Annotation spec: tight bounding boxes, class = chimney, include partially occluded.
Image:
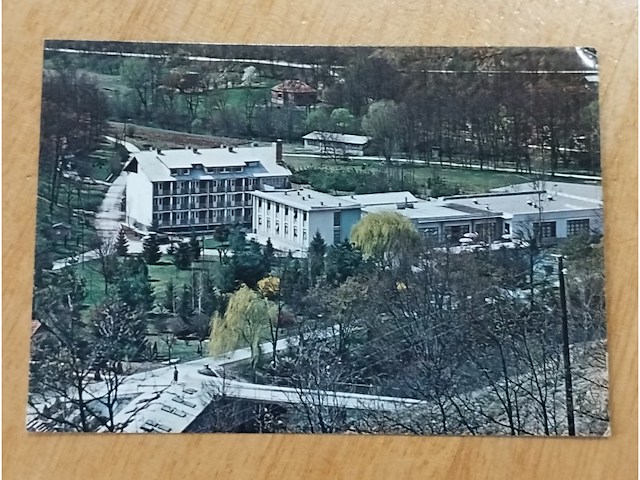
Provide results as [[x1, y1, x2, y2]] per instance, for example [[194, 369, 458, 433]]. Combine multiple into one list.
[[275, 139, 283, 164]]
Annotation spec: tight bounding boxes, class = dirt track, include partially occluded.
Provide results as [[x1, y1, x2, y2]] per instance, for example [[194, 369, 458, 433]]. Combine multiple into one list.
[[108, 122, 248, 150]]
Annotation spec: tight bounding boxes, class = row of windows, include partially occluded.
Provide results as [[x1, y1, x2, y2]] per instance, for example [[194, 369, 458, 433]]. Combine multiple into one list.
[[154, 193, 250, 204], [258, 199, 308, 222], [153, 209, 250, 224], [534, 219, 591, 238], [258, 216, 307, 241], [164, 209, 246, 220]]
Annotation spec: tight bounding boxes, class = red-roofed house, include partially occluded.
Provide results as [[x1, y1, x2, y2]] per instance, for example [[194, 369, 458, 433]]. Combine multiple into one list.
[[271, 80, 317, 106]]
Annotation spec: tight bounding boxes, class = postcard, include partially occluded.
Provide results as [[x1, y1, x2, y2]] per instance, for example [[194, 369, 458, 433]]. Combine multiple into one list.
[[28, 42, 607, 435]]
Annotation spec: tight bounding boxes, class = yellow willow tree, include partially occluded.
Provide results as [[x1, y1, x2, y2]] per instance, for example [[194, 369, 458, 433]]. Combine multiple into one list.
[[257, 275, 283, 366], [351, 211, 421, 269], [209, 285, 276, 374]]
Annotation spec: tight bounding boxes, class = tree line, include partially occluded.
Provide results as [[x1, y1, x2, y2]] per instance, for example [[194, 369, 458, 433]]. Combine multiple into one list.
[[46, 45, 599, 174]]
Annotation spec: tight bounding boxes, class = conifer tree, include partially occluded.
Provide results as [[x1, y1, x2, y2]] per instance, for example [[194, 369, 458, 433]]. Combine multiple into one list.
[[163, 279, 176, 313], [115, 228, 129, 257], [308, 231, 327, 285], [174, 242, 192, 270], [142, 234, 161, 265], [189, 232, 201, 262]]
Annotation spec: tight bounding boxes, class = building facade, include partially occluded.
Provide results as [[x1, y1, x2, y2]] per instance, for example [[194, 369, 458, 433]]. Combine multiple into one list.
[[123, 143, 291, 233], [362, 201, 504, 245], [249, 182, 603, 254], [251, 188, 361, 252]]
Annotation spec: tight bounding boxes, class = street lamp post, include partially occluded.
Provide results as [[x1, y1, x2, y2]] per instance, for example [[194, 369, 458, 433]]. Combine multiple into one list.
[[553, 253, 576, 436]]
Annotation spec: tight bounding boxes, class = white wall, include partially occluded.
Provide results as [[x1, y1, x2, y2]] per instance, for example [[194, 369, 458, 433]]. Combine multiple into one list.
[[252, 195, 310, 251], [125, 170, 153, 227]]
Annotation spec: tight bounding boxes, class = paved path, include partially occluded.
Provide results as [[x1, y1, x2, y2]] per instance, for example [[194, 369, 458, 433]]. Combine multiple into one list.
[[96, 136, 138, 242], [94, 172, 127, 242], [51, 137, 139, 270]]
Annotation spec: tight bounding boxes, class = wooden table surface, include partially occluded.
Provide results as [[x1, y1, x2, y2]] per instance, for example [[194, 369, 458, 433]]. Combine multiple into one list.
[[3, 1, 637, 479]]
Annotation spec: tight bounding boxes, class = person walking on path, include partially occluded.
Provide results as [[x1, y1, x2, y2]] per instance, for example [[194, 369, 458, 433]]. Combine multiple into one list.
[[173, 366, 179, 383]]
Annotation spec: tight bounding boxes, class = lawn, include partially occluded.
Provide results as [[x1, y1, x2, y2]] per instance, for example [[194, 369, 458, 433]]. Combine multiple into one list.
[[202, 237, 229, 249], [73, 255, 222, 309], [73, 259, 110, 307], [283, 154, 533, 195], [147, 255, 221, 295], [73, 254, 222, 324], [217, 84, 274, 109]]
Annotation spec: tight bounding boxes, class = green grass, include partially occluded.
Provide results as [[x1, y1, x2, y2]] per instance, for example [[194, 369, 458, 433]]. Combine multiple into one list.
[[412, 167, 531, 194], [77, 69, 132, 97], [74, 255, 222, 310], [147, 257, 201, 295], [221, 85, 271, 107], [283, 154, 533, 195], [202, 238, 229, 249], [73, 260, 109, 307]]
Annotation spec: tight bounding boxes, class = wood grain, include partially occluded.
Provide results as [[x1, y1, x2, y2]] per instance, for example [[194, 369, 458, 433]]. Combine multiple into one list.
[[3, 1, 637, 479]]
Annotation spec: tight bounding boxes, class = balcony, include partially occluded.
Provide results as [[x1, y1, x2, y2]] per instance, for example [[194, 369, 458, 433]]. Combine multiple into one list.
[[153, 204, 172, 212]]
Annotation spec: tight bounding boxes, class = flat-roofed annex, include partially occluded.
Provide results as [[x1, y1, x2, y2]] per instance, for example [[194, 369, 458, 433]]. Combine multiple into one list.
[[447, 191, 601, 216]]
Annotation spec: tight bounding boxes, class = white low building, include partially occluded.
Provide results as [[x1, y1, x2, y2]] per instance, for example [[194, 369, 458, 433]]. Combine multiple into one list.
[[302, 131, 371, 157], [251, 188, 361, 253], [123, 142, 291, 232], [249, 182, 603, 254], [445, 182, 603, 241], [364, 201, 504, 244]]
